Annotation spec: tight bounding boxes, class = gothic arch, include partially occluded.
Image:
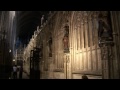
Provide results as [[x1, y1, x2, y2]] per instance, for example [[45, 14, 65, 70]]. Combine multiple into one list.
[[69, 11, 102, 77]]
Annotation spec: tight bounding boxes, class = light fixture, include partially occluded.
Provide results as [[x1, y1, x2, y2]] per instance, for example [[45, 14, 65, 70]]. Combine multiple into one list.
[[9, 49, 11, 53], [13, 59, 15, 62]]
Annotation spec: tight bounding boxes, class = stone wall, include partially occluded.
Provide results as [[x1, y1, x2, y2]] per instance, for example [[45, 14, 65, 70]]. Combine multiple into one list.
[[24, 11, 120, 79]]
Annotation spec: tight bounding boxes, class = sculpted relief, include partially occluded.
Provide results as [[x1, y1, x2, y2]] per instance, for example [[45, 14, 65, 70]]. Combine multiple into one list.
[[98, 12, 113, 45], [63, 25, 69, 53]]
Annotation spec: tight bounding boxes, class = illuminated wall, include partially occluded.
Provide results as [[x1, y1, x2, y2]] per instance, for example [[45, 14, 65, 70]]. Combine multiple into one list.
[[24, 11, 102, 79], [24, 11, 120, 79]]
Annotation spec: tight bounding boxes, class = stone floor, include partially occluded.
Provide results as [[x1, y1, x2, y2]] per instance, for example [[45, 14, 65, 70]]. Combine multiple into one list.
[[9, 72, 29, 79]]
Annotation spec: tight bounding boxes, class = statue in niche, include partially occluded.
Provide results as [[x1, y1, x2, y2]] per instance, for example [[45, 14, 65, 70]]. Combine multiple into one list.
[[48, 37, 52, 57], [63, 25, 69, 53], [41, 15, 44, 27], [98, 12, 113, 43]]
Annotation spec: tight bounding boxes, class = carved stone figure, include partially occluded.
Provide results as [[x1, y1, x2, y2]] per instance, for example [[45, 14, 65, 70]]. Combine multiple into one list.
[[63, 25, 69, 53], [63, 36, 69, 50], [41, 15, 44, 26], [98, 13, 113, 41]]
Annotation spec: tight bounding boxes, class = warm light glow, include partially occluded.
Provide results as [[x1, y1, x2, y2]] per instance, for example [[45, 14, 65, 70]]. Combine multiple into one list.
[[9, 49, 11, 53], [13, 59, 15, 61]]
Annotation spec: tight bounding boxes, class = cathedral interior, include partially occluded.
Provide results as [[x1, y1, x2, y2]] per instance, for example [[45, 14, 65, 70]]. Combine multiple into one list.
[[0, 11, 120, 79]]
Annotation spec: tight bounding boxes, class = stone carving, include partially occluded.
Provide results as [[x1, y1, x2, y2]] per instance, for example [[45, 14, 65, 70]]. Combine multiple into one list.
[[98, 12, 113, 43], [101, 43, 114, 79], [41, 15, 44, 27], [63, 25, 69, 53], [98, 12, 115, 79], [101, 45, 108, 60]]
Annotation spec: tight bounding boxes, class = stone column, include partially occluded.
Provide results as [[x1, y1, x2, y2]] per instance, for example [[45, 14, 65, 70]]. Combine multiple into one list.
[[109, 11, 120, 78], [64, 53, 70, 79], [100, 41, 114, 79], [98, 11, 114, 79]]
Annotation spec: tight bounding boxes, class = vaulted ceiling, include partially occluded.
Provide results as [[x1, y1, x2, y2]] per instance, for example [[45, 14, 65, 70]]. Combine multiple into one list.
[[16, 11, 49, 44]]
